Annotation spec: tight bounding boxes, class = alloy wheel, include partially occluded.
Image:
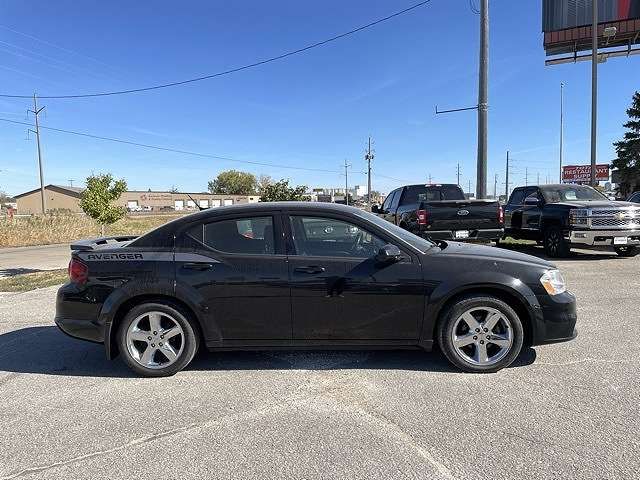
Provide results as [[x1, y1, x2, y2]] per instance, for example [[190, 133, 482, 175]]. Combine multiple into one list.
[[125, 311, 185, 369], [451, 307, 514, 366]]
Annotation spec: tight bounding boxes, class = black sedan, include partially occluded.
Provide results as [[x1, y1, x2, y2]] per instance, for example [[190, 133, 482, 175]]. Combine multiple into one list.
[[56, 202, 577, 376]]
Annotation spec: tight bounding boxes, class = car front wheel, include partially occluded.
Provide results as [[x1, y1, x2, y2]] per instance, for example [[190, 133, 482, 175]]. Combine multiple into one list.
[[437, 295, 524, 373], [117, 302, 199, 377]]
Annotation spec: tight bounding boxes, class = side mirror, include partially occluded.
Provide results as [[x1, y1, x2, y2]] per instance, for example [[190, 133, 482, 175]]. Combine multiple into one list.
[[375, 244, 402, 264], [371, 205, 380, 214]]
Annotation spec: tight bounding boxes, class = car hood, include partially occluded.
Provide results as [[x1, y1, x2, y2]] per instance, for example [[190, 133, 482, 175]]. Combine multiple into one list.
[[553, 200, 638, 209], [433, 241, 554, 269]]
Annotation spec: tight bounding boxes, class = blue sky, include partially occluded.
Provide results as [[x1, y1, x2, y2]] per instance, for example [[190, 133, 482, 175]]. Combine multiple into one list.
[[0, 0, 638, 197]]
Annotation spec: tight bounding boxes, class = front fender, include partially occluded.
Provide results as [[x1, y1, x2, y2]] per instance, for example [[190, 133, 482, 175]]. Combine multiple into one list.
[[421, 271, 540, 345]]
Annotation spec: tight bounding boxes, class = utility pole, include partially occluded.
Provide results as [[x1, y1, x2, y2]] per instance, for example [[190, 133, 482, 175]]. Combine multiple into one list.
[[559, 82, 564, 183], [342, 159, 352, 206], [525, 167, 529, 186], [493, 173, 498, 199], [505, 150, 510, 198], [428, 174, 433, 185], [537, 172, 540, 185], [476, 0, 489, 199], [68, 179, 74, 187], [27, 93, 46, 214], [468, 179, 472, 196], [365, 137, 374, 204], [590, 0, 598, 186], [456, 162, 461, 186]]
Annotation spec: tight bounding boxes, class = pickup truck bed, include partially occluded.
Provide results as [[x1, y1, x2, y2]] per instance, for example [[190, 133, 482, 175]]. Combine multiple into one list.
[[373, 184, 504, 241]]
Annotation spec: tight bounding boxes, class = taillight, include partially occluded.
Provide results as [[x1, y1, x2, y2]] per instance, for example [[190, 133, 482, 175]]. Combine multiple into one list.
[[68, 258, 88, 284], [498, 205, 504, 224], [417, 209, 428, 226]]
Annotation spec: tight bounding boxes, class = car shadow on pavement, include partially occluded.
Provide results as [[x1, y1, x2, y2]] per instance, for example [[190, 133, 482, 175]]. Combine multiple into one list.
[[0, 268, 45, 277], [0, 326, 537, 378], [496, 242, 620, 261]]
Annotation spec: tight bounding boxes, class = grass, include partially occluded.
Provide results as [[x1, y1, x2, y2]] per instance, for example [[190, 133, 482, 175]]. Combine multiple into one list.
[[0, 269, 68, 292], [0, 213, 186, 248]]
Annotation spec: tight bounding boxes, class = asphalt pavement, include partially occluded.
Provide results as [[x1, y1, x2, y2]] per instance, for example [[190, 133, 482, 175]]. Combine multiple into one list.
[[0, 245, 638, 479], [0, 244, 70, 277]]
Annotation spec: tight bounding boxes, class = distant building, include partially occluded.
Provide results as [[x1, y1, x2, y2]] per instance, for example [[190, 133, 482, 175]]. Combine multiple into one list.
[[14, 184, 259, 215]]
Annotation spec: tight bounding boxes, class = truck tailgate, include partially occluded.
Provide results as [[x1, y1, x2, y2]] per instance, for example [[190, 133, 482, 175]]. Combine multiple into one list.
[[425, 200, 502, 231]]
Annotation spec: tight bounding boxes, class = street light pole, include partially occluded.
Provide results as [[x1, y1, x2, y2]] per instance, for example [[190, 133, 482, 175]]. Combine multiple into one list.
[[590, 0, 598, 186], [560, 82, 564, 183]]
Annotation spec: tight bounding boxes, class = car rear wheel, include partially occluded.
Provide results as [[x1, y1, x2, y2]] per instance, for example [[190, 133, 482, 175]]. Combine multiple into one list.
[[543, 226, 570, 258], [437, 295, 524, 373], [117, 302, 199, 377], [614, 245, 639, 257]]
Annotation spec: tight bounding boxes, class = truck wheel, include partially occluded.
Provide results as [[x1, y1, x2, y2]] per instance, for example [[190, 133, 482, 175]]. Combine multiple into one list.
[[614, 246, 639, 257], [543, 226, 570, 258], [437, 295, 524, 373], [117, 302, 199, 377]]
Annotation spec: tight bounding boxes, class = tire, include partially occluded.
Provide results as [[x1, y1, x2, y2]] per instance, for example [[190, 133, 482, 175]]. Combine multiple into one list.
[[614, 245, 639, 257], [117, 302, 199, 377], [543, 226, 570, 258], [437, 295, 524, 373]]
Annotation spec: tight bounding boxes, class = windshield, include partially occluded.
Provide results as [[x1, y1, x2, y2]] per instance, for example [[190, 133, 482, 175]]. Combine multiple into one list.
[[540, 185, 608, 202], [353, 209, 436, 253]]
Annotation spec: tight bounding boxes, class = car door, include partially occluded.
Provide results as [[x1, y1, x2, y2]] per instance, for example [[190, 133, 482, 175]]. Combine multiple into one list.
[[174, 212, 291, 343], [504, 188, 526, 230], [286, 212, 424, 341], [522, 188, 544, 231]]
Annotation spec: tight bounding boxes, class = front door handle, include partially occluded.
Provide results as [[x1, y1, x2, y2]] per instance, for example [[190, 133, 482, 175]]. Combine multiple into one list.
[[294, 265, 326, 274], [182, 262, 214, 271]]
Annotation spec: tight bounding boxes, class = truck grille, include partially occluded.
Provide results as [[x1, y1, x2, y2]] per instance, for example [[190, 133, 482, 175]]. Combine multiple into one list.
[[588, 208, 640, 229]]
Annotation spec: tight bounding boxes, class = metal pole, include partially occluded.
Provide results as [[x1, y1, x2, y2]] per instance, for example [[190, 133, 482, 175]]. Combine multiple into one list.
[[468, 179, 472, 196], [343, 159, 351, 206], [559, 82, 564, 183], [493, 173, 497, 199], [32, 93, 46, 214], [525, 167, 528, 186], [365, 137, 373, 204], [537, 172, 540, 185], [505, 150, 509, 197], [590, 0, 598, 186], [456, 162, 460, 185], [476, 0, 489, 199]]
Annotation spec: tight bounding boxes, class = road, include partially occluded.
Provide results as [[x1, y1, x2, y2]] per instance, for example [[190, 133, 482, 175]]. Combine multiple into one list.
[[0, 244, 70, 277], [0, 246, 638, 479]]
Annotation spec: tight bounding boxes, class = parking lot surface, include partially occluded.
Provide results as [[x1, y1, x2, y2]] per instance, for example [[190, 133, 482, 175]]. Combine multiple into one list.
[[0, 245, 638, 479], [0, 244, 69, 277]]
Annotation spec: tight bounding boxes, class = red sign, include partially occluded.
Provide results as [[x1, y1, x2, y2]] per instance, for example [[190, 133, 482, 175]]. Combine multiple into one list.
[[562, 164, 610, 183]]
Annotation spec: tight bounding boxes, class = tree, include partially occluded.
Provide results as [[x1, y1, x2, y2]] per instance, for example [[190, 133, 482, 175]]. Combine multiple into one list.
[[257, 174, 273, 194], [612, 91, 640, 197], [259, 179, 309, 202], [208, 170, 256, 195], [169, 185, 179, 193], [79, 173, 128, 235]]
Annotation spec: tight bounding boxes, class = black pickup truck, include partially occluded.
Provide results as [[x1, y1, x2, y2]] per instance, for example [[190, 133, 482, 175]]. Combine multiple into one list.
[[503, 184, 640, 258], [372, 184, 504, 242]]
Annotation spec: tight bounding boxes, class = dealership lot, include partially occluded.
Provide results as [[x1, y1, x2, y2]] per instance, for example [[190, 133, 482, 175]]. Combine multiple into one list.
[[0, 246, 638, 480]]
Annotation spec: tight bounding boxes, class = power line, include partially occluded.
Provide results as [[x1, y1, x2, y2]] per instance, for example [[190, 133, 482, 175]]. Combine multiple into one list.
[[0, 117, 341, 174], [0, 1, 432, 100]]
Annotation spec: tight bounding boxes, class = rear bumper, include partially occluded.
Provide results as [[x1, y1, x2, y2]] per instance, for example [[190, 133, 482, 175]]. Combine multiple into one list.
[[421, 228, 504, 241], [566, 229, 640, 247], [55, 283, 106, 344], [531, 291, 578, 346]]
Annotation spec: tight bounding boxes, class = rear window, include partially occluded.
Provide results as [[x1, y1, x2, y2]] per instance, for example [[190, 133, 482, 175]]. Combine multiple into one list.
[[400, 185, 464, 205]]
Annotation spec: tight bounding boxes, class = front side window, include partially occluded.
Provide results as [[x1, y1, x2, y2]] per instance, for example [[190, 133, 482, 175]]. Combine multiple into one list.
[[508, 189, 526, 205], [540, 185, 607, 202], [186, 216, 275, 254], [290, 216, 386, 258], [382, 191, 396, 211]]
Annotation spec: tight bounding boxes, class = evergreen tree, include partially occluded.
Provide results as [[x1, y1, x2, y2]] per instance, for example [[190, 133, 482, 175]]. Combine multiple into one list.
[[612, 91, 640, 196]]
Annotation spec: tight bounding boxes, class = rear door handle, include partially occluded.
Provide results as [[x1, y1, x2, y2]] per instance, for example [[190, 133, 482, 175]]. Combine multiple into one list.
[[182, 262, 214, 271], [294, 266, 326, 274]]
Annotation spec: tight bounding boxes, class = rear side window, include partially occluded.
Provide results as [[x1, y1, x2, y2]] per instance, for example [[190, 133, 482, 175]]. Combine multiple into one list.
[[382, 190, 396, 210], [186, 216, 275, 255], [508, 189, 526, 205]]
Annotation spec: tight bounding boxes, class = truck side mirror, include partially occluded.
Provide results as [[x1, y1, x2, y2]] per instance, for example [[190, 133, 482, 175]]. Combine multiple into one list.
[[371, 205, 380, 214]]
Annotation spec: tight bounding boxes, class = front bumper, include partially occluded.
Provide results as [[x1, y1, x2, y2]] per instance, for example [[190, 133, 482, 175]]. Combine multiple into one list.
[[531, 290, 578, 346], [421, 228, 504, 241], [567, 229, 640, 247]]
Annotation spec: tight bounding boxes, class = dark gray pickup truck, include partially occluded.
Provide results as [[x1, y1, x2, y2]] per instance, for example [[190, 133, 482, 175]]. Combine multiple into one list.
[[372, 184, 504, 242]]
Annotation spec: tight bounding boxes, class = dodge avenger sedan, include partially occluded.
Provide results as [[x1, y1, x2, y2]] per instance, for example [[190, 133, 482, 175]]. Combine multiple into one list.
[[56, 202, 577, 376]]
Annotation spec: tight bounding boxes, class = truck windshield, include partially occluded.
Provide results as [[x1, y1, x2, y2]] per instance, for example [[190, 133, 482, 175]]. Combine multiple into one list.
[[403, 185, 465, 204], [540, 185, 608, 202]]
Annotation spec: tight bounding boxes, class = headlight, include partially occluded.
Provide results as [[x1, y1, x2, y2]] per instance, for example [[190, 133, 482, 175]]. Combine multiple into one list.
[[540, 269, 566, 296], [569, 208, 589, 226]]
